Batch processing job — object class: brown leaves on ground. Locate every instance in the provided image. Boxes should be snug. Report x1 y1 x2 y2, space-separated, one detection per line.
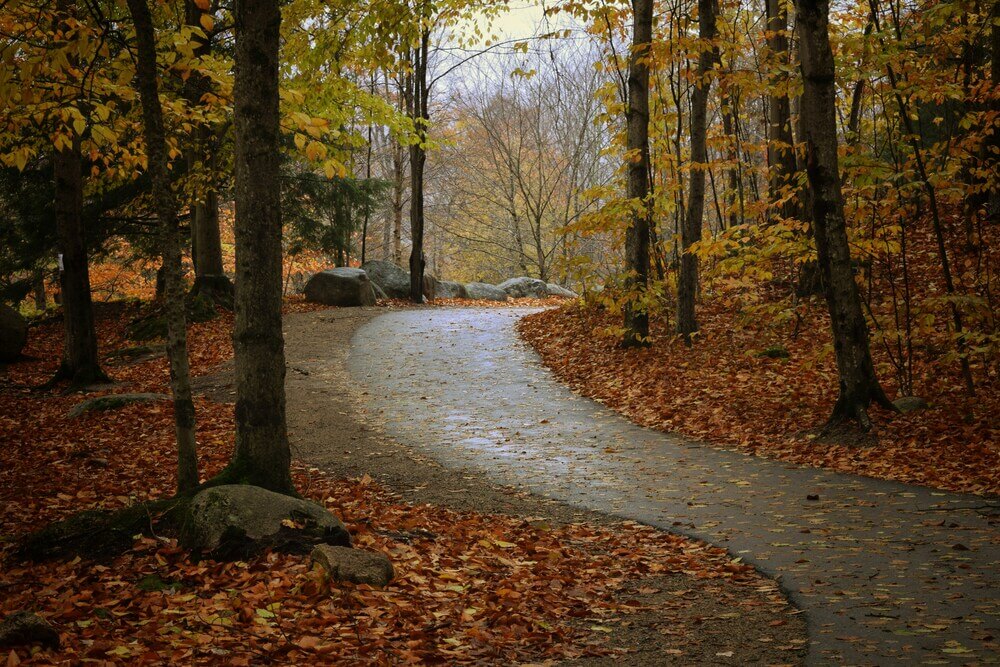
518 303 999 497
0 302 798 664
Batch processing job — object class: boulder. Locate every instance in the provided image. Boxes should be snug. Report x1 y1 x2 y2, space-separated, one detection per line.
893 396 928 414
0 303 28 362
436 281 468 299
184 485 350 556
0 611 59 650
546 283 578 298
498 277 549 299
311 544 394 587
422 272 438 301
464 282 509 302
68 392 171 418
371 281 387 300
304 268 377 307
361 260 411 299
126 315 167 342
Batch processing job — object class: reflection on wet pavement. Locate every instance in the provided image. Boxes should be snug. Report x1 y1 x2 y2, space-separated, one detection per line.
348 307 1000 665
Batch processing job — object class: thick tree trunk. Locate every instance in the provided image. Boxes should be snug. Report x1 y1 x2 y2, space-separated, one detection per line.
408 31 430 304
224 0 293 493
796 0 893 432
184 0 233 308
677 0 718 344
127 0 200 492
53 139 108 386
765 0 797 218
622 0 653 347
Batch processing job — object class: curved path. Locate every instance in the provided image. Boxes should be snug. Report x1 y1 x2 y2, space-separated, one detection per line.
347 307 1000 665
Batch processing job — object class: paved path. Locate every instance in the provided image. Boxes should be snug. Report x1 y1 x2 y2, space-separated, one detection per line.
347 308 1000 665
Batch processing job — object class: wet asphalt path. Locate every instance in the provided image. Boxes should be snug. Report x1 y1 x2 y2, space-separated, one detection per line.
347 307 1000 665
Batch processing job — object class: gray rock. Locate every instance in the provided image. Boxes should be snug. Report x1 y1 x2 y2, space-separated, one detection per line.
185 485 350 554
0 611 59 649
68 392 171 418
304 268 376 307
436 281 468 299
0 303 27 362
422 272 438 301
464 282 509 301
893 396 928 414
498 277 549 298
361 260 411 298
546 283 578 298
311 544 394 587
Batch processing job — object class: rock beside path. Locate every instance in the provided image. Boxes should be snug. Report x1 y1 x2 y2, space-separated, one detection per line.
312 545 394 587
0 303 28 362
184 485 350 556
0 611 60 649
361 260 410 299
464 282 509 301
546 283 578 298
68 392 171 418
304 268 377 307
436 281 468 299
498 277 549 298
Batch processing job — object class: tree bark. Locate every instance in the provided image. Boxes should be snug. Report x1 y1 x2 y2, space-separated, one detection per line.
50 0 108 387
796 0 893 432
32 268 46 311
765 0 797 218
224 0 293 493
127 0 200 492
407 30 430 303
677 0 718 344
184 0 233 307
622 0 653 347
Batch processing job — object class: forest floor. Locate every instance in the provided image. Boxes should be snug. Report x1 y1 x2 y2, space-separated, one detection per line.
519 302 999 497
0 298 805 665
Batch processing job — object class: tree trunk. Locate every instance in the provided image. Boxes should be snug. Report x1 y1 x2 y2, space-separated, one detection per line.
796 0 893 432
53 138 108 387
224 0 293 493
622 0 653 347
32 268 46 311
408 31 430 303
184 0 233 308
765 0 797 219
127 0 200 492
677 0 718 344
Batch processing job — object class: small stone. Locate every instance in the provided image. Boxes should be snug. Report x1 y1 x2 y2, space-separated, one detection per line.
311 544 394 587
0 611 60 650
893 396 928 414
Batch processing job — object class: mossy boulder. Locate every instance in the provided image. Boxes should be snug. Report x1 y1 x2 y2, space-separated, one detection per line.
304 268 377 307
126 315 168 342
183 485 350 558
757 345 790 359
436 281 468 299
0 611 59 650
0 303 28 362
464 282 508 301
68 392 171 418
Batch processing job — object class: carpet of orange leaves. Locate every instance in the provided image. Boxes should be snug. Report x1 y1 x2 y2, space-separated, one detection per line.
0 301 794 664
519 302 999 497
